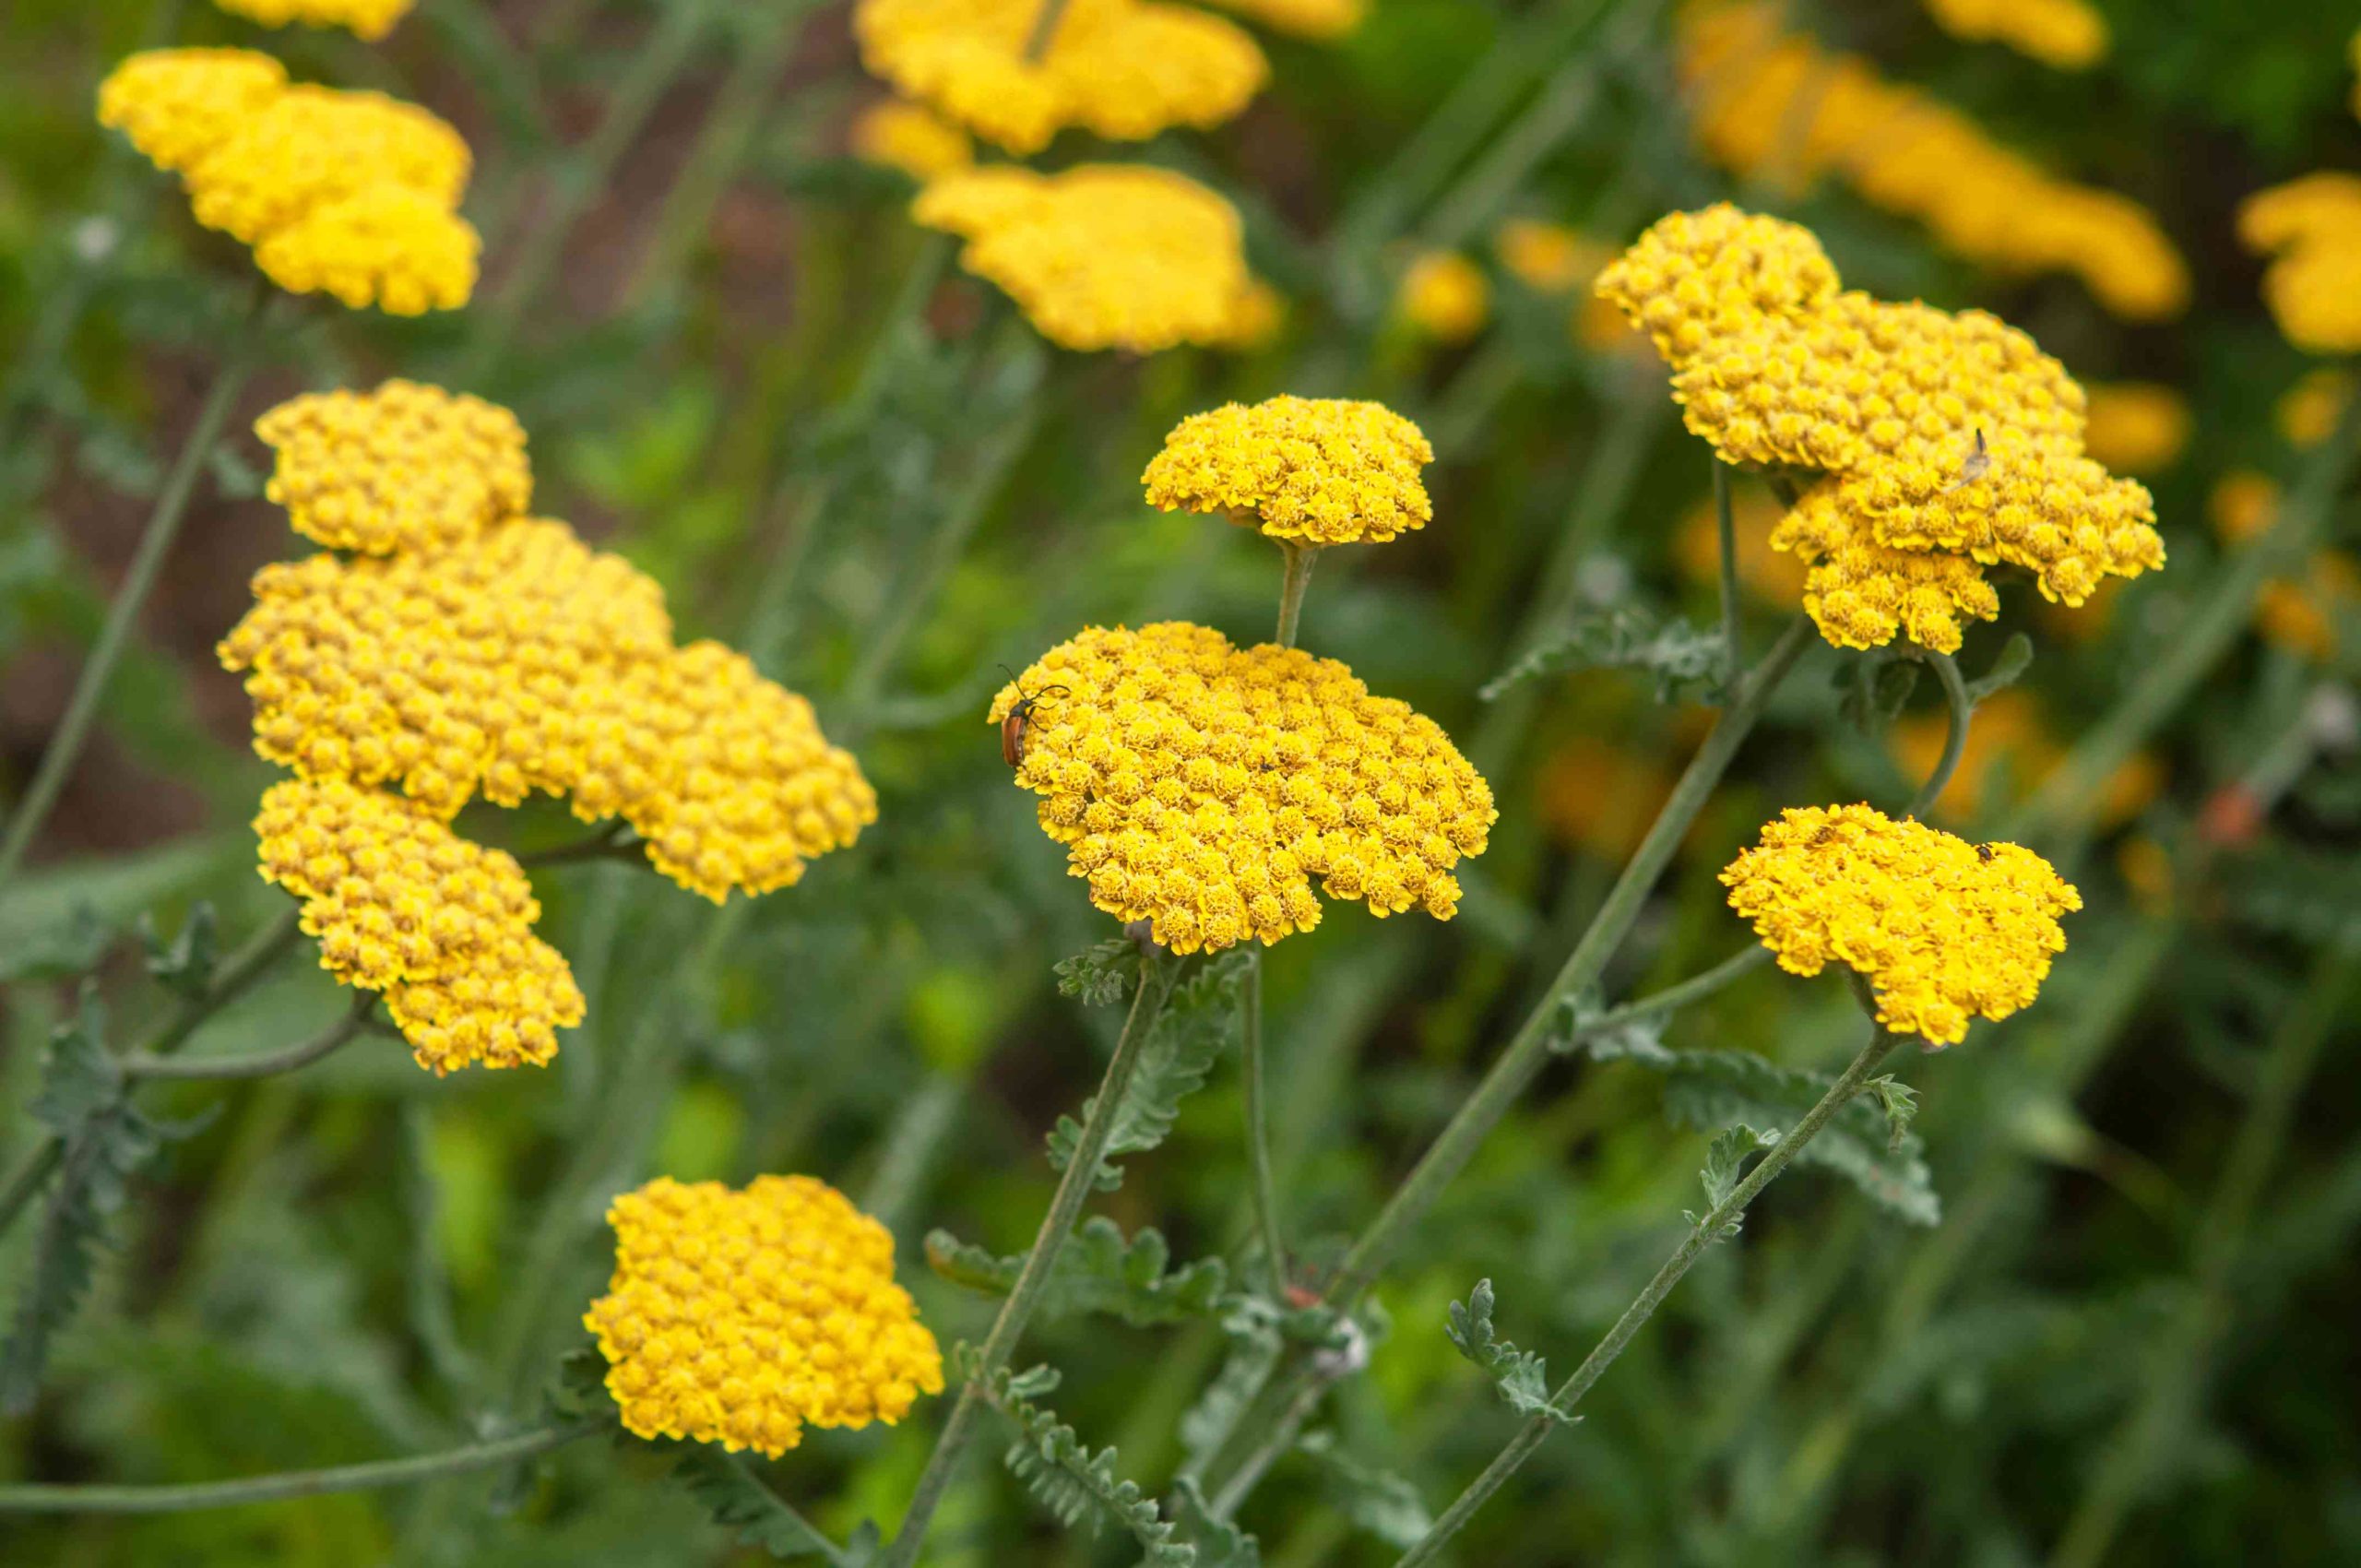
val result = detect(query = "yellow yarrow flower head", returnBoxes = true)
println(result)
[186,85,469,244]
[255,778,584,1073]
[1721,803,2082,1047]
[1592,202,1839,367]
[1770,481,1999,656]
[991,623,1496,954]
[213,0,416,40]
[255,380,530,554]
[848,98,973,181]
[1394,251,1489,343]
[251,184,479,315]
[1197,0,1366,39]
[2080,384,2189,474]
[586,1175,944,1457]
[2277,369,2353,449]
[2239,173,2361,355]
[913,164,1264,354]
[97,48,288,174]
[1921,0,2106,70]
[854,0,1266,157]
[1142,397,1435,547]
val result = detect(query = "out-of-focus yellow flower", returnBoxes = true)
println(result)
[1536,738,1673,861]
[2115,834,2174,914]
[220,519,875,900]
[1197,0,1366,40]
[255,778,583,1074]
[2240,173,2361,355]
[255,380,531,556]
[1889,689,2157,828]
[2205,471,2355,664]
[96,48,287,173]
[1722,802,2081,1046]
[1395,251,1490,343]
[586,1176,943,1456]
[1592,203,1838,367]
[913,164,1264,353]
[1679,4,2186,322]
[1676,488,1809,606]
[2208,469,2278,546]
[991,623,1496,953]
[2081,384,2189,474]
[2276,369,2353,449]
[854,0,1265,157]
[214,0,415,41]
[1494,220,1608,295]
[1771,482,2001,655]
[848,98,973,181]
[1921,0,2106,70]
[97,53,481,313]
[1218,278,1287,350]
[1142,396,1434,547]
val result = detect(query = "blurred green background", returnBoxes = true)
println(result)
[4,0,2360,1562]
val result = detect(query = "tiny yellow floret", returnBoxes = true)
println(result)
[1142,397,1434,547]
[255,380,531,555]
[255,778,583,1073]
[586,1175,944,1457]
[213,0,417,41]
[1721,803,2081,1046]
[991,623,1496,953]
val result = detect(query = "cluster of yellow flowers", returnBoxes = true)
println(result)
[1920,0,2106,70]
[255,778,584,1074]
[913,165,1272,352]
[854,0,1266,156]
[1395,251,1491,344]
[1143,396,1435,546]
[1722,803,2082,1046]
[2080,384,2190,475]
[1679,3,2186,322]
[224,383,876,904]
[587,1176,944,1456]
[991,622,1495,953]
[99,49,479,313]
[2238,173,2361,355]
[1597,206,2165,653]
[214,0,414,40]
[848,98,975,181]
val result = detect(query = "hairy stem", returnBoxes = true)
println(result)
[1274,541,1320,650]
[1240,952,1287,1294]
[878,948,1184,1568]
[135,906,306,1060]
[1713,460,1743,680]
[1394,1024,1903,1564]
[123,991,376,1081]
[1906,650,1972,821]
[0,1420,599,1514]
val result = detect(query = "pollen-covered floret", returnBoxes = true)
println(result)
[96,48,288,174]
[848,98,973,180]
[2239,173,2361,356]
[213,0,416,40]
[913,164,1265,353]
[1771,482,1999,655]
[255,380,530,555]
[255,778,583,1073]
[991,623,1497,954]
[1593,203,1840,366]
[1142,397,1435,546]
[585,1175,944,1457]
[1721,803,2082,1046]
[854,0,1265,156]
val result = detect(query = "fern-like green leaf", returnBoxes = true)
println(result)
[975,1361,1193,1563]
[1654,1047,1940,1226]
[1444,1279,1570,1420]
[670,1444,867,1562]
[137,899,218,998]
[1168,1477,1262,1567]
[1481,604,1728,706]
[1047,953,1248,1191]
[1055,937,1141,1006]
[925,1217,1231,1326]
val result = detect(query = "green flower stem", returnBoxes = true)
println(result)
[1393,1023,1903,1566]
[878,948,1186,1568]
[468,0,712,366]
[1578,944,1774,1040]
[2007,386,2361,843]
[0,1420,599,1515]
[1274,541,1320,649]
[1240,952,1287,1295]
[1905,649,1972,821]
[2050,919,2361,1568]
[1326,613,1814,1310]
[0,1139,64,1239]
[0,339,258,891]
[121,991,375,1081]
[1713,460,1744,677]
[1023,0,1073,60]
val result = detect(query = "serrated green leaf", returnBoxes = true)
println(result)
[1655,1048,1940,1226]
[1864,1075,1921,1154]
[1444,1279,1569,1420]
[1963,633,2034,704]
[1048,954,1247,1190]
[1055,938,1141,1006]
[1696,1123,1775,1228]
[1481,604,1728,706]
[1296,1430,1432,1548]
[1553,987,1676,1063]
[926,1217,1231,1326]
[1168,1477,1262,1566]
[975,1361,1193,1562]
[669,1444,857,1562]
[139,900,218,998]
[1838,652,1921,735]
[544,1344,616,1422]
[1180,1307,1282,1472]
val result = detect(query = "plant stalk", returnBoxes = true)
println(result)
[1274,541,1319,649]
[1906,649,1972,821]
[1023,0,1072,61]
[1713,459,1743,679]
[1240,952,1287,1295]
[123,991,376,1081]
